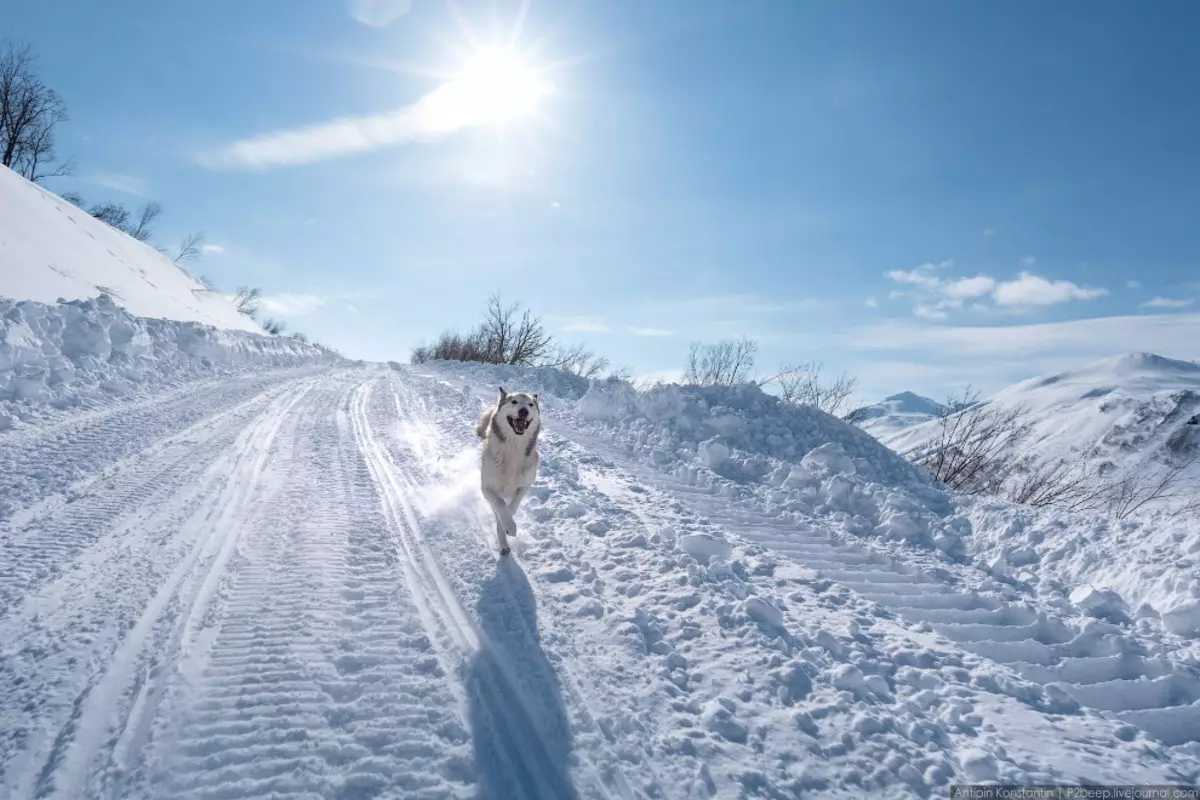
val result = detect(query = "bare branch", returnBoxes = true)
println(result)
[1,40,71,183]
[232,286,261,317]
[127,200,162,242]
[683,338,758,386]
[761,362,859,416]
[175,231,206,263]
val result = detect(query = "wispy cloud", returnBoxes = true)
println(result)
[1126,279,1143,289]
[88,173,149,197]
[201,244,225,255]
[865,296,878,309]
[558,317,610,333]
[1140,296,1195,309]
[992,272,1108,306]
[983,228,997,238]
[257,293,327,317]
[852,311,1200,363]
[887,261,1107,316]
[347,0,413,27]
[628,326,673,337]
[198,57,551,171]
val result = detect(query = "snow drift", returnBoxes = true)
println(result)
[0,294,337,428]
[0,164,260,332]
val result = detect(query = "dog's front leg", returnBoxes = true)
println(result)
[482,486,516,555]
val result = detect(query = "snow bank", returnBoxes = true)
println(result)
[0,166,263,333]
[0,294,337,427]
[965,497,1200,636]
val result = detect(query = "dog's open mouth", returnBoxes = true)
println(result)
[507,415,531,435]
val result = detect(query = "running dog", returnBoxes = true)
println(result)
[475,387,541,557]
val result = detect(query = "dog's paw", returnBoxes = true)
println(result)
[499,546,511,557]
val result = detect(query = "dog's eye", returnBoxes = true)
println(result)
[511,399,517,404]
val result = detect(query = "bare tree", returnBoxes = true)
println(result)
[0,40,71,182]
[477,293,553,366]
[89,201,131,230]
[543,342,611,379]
[127,200,162,242]
[175,231,205,264]
[760,362,858,416]
[262,318,286,335]
[290,331,309,344]
[1004,457,1106,512]
[232,286,261,317]
[915,388,1034,495]
[684,338,758,386]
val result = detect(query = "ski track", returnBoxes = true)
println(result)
[547,417,1200,750]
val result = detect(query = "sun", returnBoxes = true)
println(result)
[425,47,552,131]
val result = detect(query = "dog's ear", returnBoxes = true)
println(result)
[533,393,539,406]
[498,387,507,405]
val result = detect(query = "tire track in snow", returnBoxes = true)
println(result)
[350,373,591,800]
[1,376,316,800]
[138,372,473,800]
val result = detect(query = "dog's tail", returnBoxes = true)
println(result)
[475,408,493,439]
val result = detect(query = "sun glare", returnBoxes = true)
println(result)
[421,47,552,132]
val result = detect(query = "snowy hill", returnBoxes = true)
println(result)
[855,390,947,437]
[0,165,259,333]
[884,352,1200,486]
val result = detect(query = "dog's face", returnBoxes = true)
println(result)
[498,387,540,436]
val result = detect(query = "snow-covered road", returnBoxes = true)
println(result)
[1,364,1197,799]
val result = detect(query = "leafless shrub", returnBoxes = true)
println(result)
[1,40,71,183]
[411,294,561,367]
[1004,457,1107,512]
[262,318,286,335]
[89,201,131,230]
[232,286,261,317]
[126,200,161,242]
[760,361,858,416]
[289,331,309,344]
[684,337,758,386]
[1106,455,1199,520]
[175,231,205,263]
[543,342,610,379]
[916,388,1034,495]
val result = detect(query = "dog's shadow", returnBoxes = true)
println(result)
[466,559,579,800]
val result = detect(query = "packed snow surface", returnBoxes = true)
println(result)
[2,341,1198,797]
[0,165,260,332]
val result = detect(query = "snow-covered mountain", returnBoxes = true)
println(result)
[854,390,947,437]
[884,352,1200,486]
[0,165,259,332]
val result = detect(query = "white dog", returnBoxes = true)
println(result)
[475,387,541,556]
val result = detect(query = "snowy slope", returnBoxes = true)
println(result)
[4,348,1199,799]
[855,391,947,437]
[0,165,259,332]
[885,353,1200,481]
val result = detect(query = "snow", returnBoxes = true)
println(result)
[4,317,1200,796]
[0,165,261,332]
[856,390,947,437]
[872,353,1200,637]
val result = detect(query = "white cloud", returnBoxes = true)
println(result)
[983,228,997,238]
[865,296,878,309]
[201,244,225,255]
[1126,280,1143,289]
[991,272,1107,307]
[199,61,552,171]
[347,0,412,27]
[887,262,1106,316]
[345,304,361,314]
[852,311,1200,363]
[1020,255,1037,266]
[559,317,609,333]
[1140,296,1195,309]
[628,326,673,337]
[257,293,327,317]
[88,173,149,197]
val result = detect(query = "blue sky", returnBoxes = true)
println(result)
[7,0,1200,401]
